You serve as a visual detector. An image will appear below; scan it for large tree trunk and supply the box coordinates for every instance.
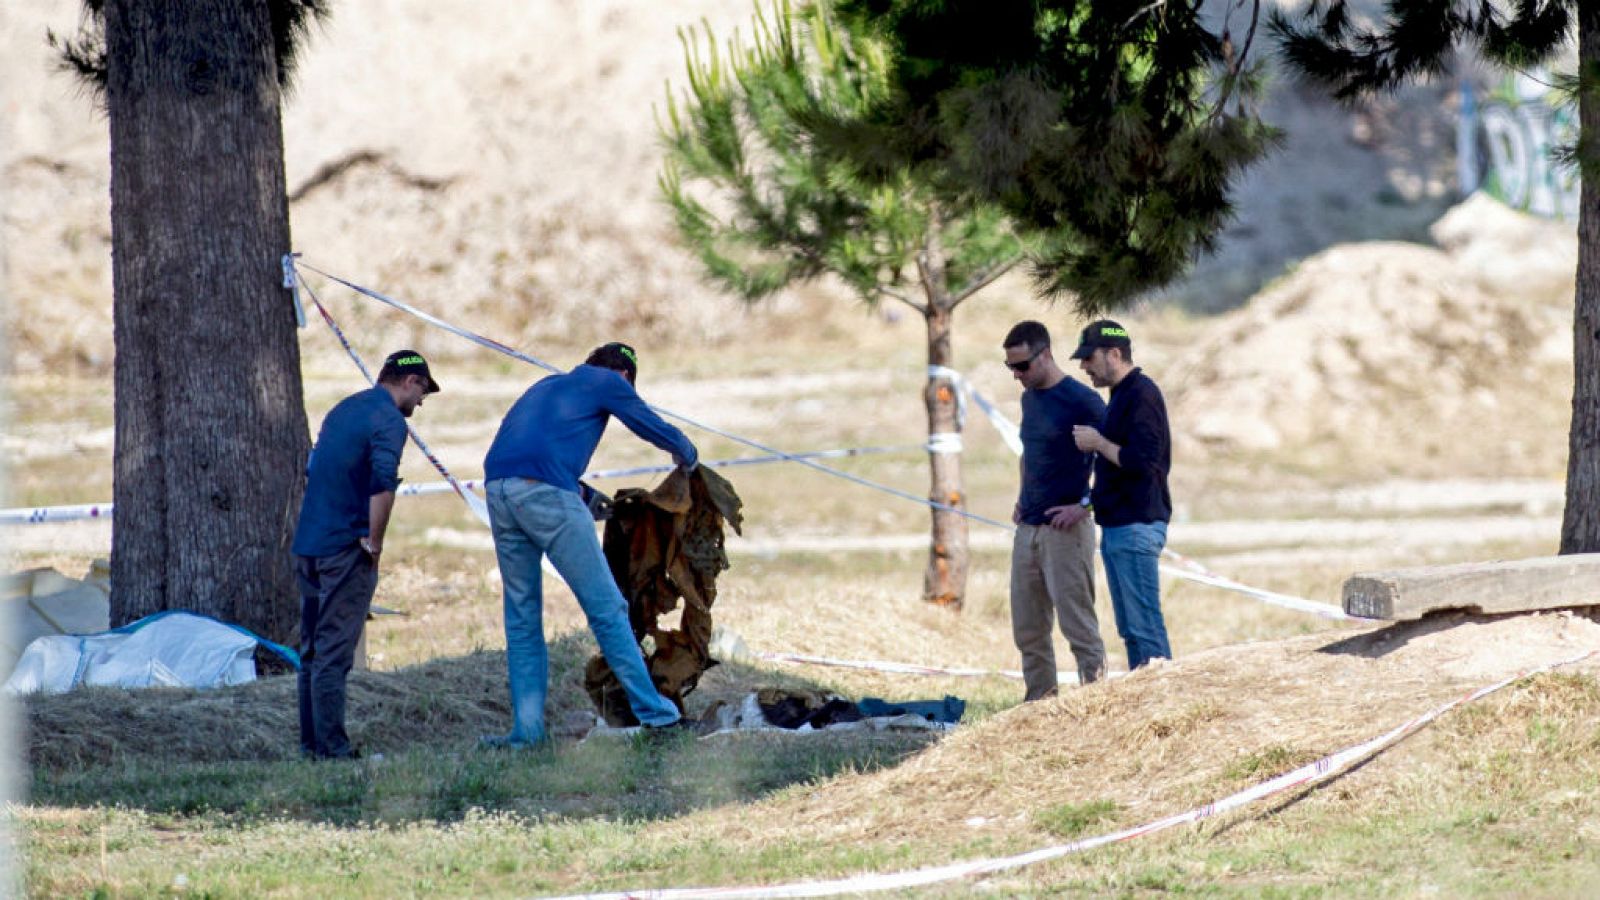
[919,223,969,606]
[1565,8,1600,555]
[104,0,309,642]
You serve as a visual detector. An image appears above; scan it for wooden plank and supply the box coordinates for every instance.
[1343,553,1600,620]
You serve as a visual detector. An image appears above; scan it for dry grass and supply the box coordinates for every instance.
[25,648,517,772]
[651,610,1600,851]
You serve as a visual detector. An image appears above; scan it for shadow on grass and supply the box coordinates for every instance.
[25,631,938,827]
[1317,609,1600,660]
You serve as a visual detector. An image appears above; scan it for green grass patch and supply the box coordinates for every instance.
[29,725,933,825]
[1223,744,1311,782]
[1035,798,1120,838]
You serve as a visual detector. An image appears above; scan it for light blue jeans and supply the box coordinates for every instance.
[486,477,680,743]
[1100,521,1172,670]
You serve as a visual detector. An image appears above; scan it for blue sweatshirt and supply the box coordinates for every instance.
[483,365,698,492]
[293,386,407,557]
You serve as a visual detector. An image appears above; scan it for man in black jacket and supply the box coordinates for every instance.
[1070,321,1173,669]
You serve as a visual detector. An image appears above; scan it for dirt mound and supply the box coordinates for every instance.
[0,0,798,373]
[1430,193,1580,301]
[1164,195,1574,477]
[667,610,1600,848]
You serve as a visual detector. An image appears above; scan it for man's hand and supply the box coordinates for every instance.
[366,490,395,565]
[591,492,614,520]
[580,482,614,521]
[673,452,698,472]
[1012,503,1022,525]
[1043,504,1091,531]
[1072,425,1104,454]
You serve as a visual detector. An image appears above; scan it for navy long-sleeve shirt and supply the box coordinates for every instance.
[1090,368,1172,527]
[483,364,698,493]
[293,386,407,557]
[1017,376,1105,526]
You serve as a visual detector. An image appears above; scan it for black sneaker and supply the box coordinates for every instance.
[641,718,698,742]
[309,746,362,762]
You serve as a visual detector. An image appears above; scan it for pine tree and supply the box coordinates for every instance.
[660,0,1024,607]
[1271,0,1600,554]
[827,0,1283,311]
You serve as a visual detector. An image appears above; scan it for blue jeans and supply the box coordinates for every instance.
[486,477,680,743]
[1100,522,1171,670]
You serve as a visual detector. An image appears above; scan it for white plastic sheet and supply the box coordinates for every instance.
[4,612,259,695]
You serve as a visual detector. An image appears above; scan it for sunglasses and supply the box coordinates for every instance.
[1005,348,1045,373]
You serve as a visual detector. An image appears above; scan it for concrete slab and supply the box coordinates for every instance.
[1343,553,1600,620]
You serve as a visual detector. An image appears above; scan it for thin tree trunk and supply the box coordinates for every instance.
[1565,9,1600,555]
[104,0,309,642]
[919,225,968,607]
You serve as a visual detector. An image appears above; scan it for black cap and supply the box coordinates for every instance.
[380,349,441,393]
[585,342,638,383]
[1069,320,1132,360]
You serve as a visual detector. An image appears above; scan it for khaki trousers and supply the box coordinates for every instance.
[1010,520,1106,700]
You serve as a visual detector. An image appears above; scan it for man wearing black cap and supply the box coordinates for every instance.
[292,349,440,759]
[480,342,698,747]
[1070,321,1174,670]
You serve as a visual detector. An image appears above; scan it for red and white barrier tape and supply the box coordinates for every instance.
[545,649,1596,899]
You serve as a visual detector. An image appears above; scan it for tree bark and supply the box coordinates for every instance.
[1564,8,1600,555]
[919,226,969,607]
[104,0,309,642]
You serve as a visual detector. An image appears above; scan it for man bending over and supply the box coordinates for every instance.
[481,342,697,746]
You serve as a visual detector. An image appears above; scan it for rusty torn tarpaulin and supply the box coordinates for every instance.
[584,466,744,725]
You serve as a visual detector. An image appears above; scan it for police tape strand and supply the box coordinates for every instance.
[0,502,113,526]
[397,445,923,498]
[298,270,492,527]
[929,364,1022,455]
[0,447,923,524]
[542,649,1597,899]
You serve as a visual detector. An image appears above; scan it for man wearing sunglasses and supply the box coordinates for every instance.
[480,342,698,747]
[1003,321,1109,700]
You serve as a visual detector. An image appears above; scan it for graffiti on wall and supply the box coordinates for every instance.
[1458,72,1580,220]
